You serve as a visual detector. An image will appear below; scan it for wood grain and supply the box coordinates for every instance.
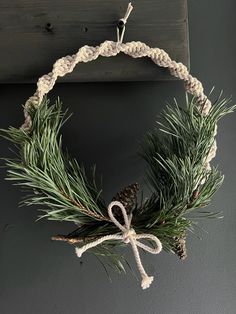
[0,0,189,82]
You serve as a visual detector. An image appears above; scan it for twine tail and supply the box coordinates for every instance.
[121,2,133,24]
[129,237,154,289]
[75,234,122,257]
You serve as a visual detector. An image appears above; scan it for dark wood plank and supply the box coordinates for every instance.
[0,0,189,82]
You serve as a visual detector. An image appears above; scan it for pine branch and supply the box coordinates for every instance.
[1,98,109,224]
[138,94,235,252]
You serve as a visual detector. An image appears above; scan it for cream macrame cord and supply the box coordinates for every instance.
[23,2,212,129]
[75,201,162,290]
[21,3,218,288]
[22,3,216,174]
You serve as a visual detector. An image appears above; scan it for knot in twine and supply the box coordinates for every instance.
[75,201,162,289]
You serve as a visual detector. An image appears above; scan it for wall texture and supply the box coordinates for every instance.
[0,1,236,314]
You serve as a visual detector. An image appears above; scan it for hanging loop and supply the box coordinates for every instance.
[116,2,133,44]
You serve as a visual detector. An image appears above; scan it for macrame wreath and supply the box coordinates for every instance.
[1,3,235,289]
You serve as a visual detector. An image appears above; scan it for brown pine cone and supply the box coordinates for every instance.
[174,233,187,260]
[111,183,139,223]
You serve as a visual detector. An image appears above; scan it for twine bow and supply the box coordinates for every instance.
[75,201,162,289]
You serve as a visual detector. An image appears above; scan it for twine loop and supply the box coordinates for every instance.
[116,2,133,45]
[75,201,162,289]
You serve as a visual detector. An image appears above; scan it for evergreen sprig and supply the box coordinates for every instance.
[1,95,234,274]
[138,95,235,252]
[1,99,108,224]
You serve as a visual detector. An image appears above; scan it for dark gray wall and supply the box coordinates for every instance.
[0,1,236,313]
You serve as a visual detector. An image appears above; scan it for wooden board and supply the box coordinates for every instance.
[0,0,189,83]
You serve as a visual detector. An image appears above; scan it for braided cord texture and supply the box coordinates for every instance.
[24,41,211,112]
[22,40,215,169]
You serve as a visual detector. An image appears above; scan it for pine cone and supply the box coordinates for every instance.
[111,183,139,223]
[174,233,187,260]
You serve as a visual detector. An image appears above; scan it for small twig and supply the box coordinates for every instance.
[51,234,96,244]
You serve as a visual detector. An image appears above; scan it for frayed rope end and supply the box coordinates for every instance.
[75,247,83,258]
[141,275,154,290]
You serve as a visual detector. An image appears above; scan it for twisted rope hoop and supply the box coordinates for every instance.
[23,41,212,124]
[22,2,216,176]
[22,2,212,131]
